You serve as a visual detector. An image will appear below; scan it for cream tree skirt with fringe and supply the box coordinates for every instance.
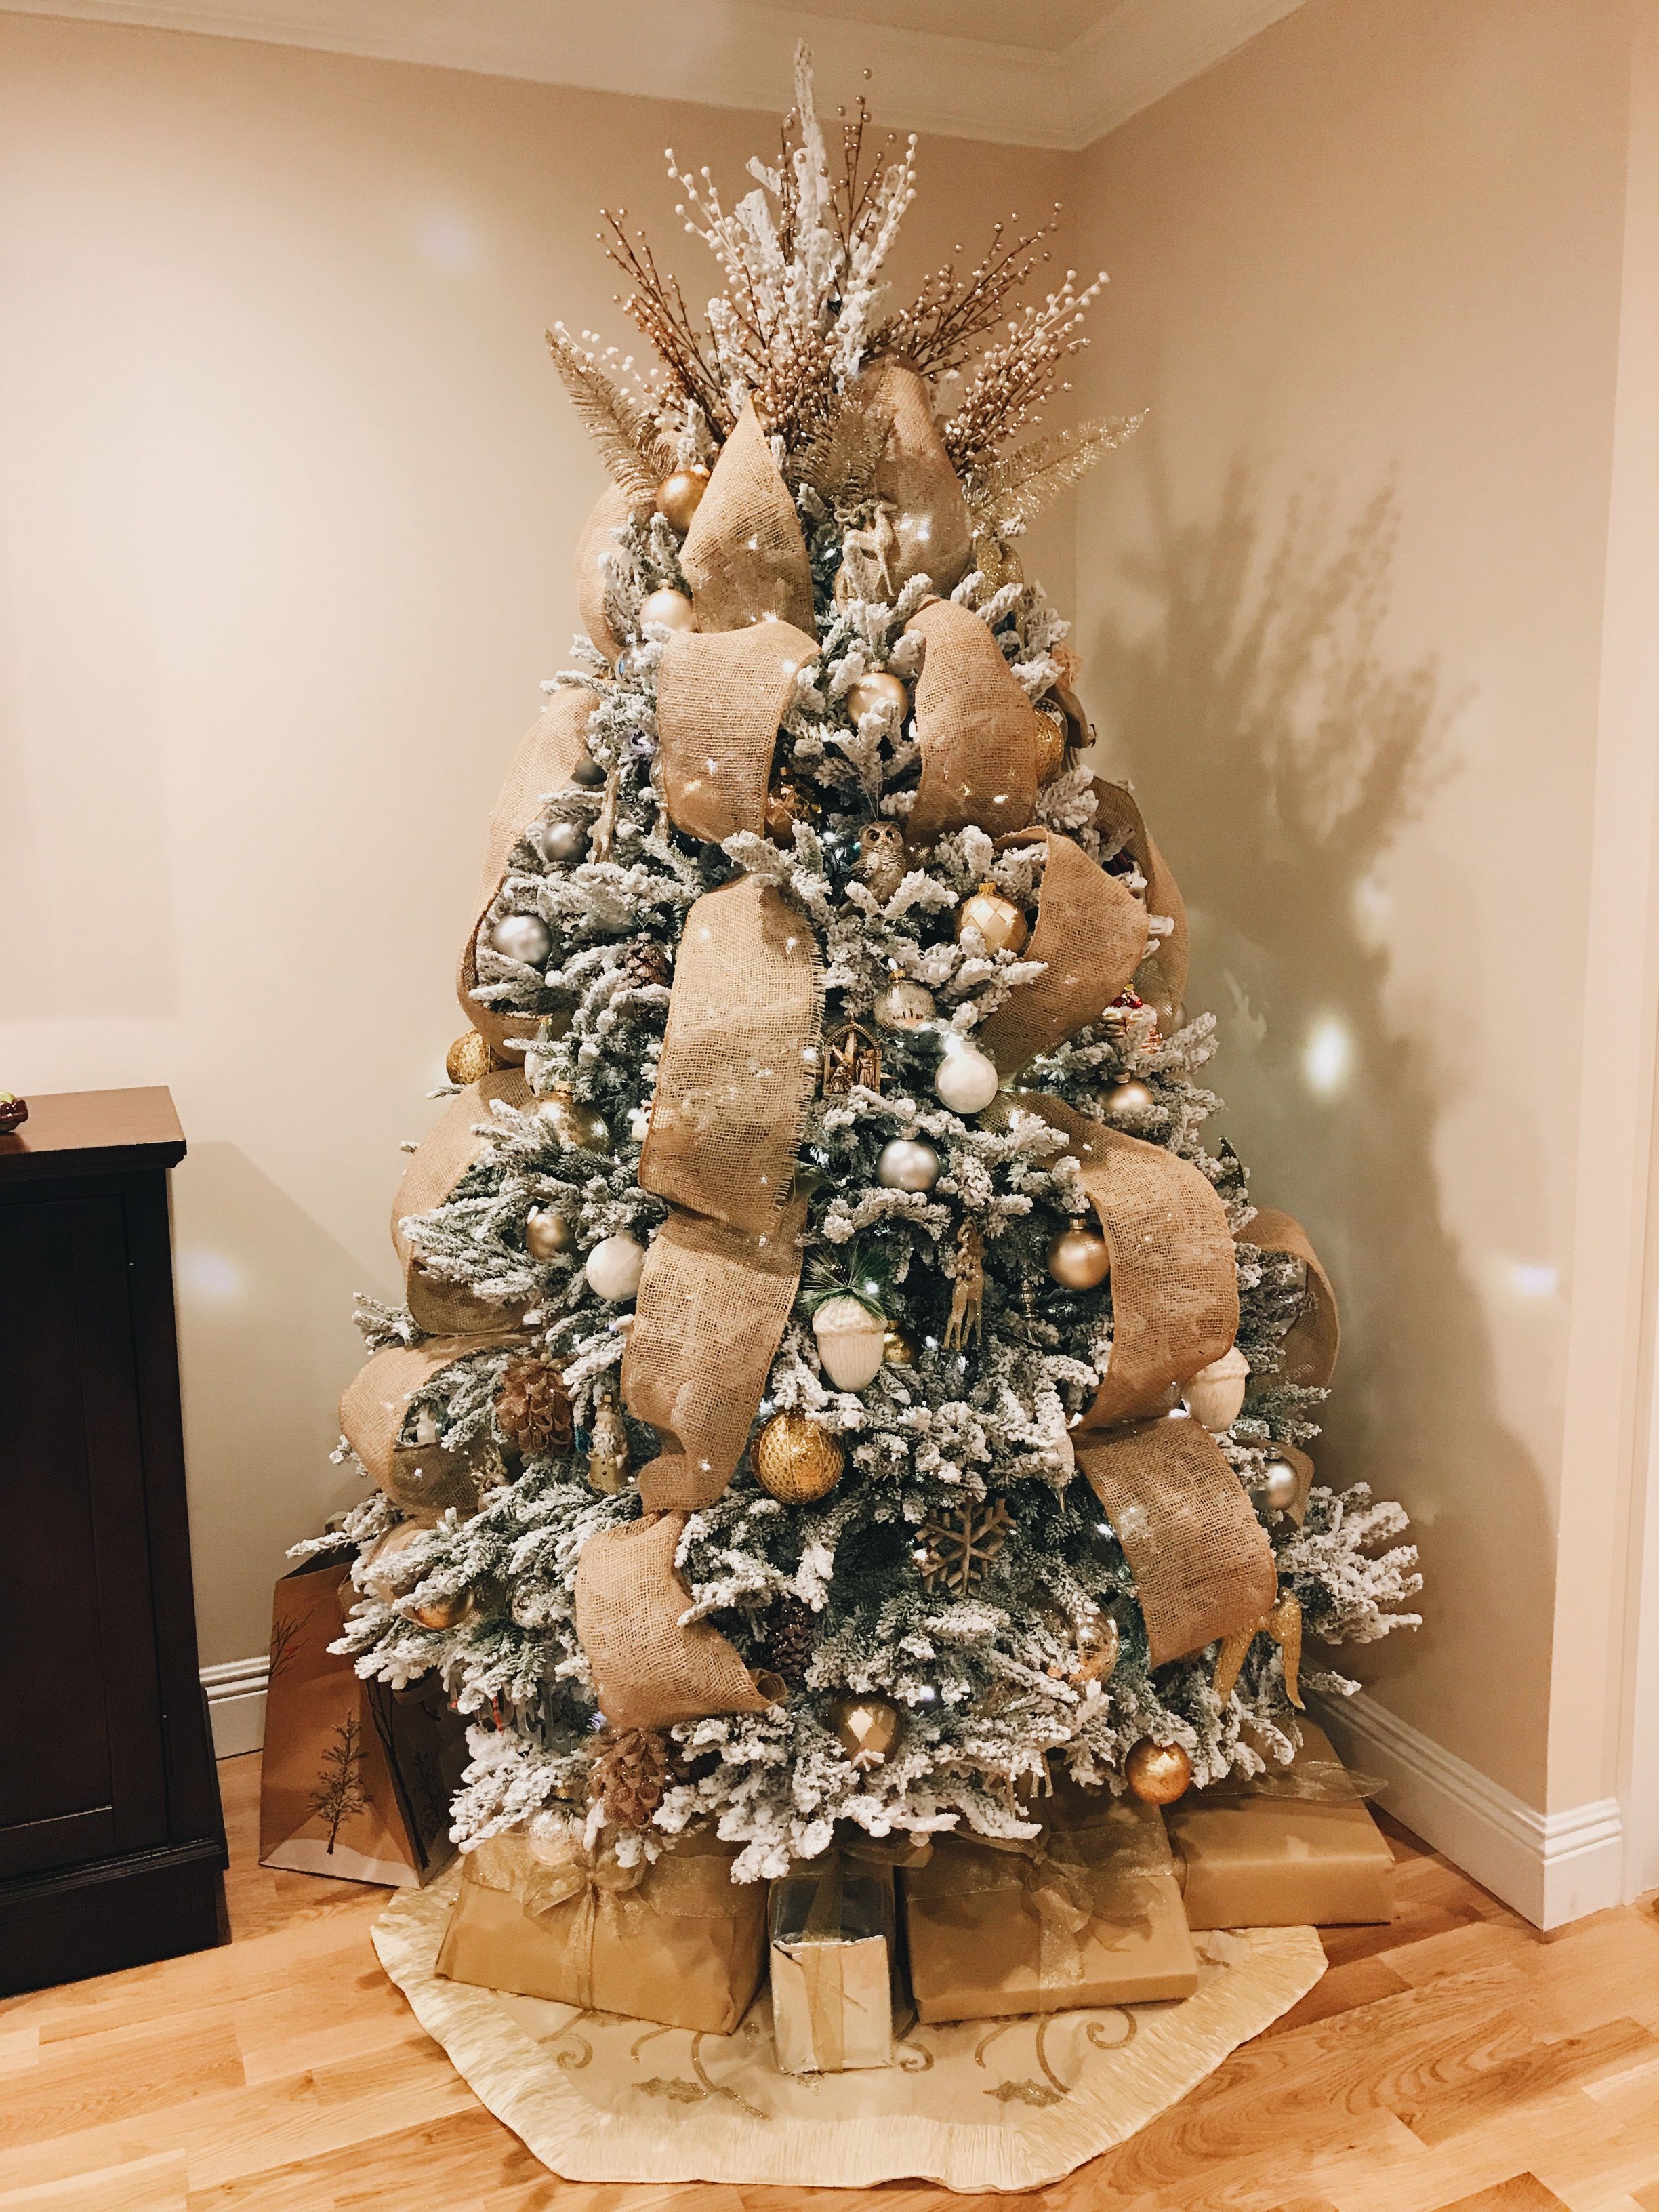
[373,1869,1324,2192]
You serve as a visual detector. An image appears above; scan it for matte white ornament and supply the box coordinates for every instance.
[813,1295,887,1391]
[489,913,552,966]
[627,1105,651,1143]
[876,1137,940,1193]
[1182,1344,1250,1433]
[585,1233,647,1303]
[873,979,935,1031]
[933,1041,1000,1116]
[540,820,588,865]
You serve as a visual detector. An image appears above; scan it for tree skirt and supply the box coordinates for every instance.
[373,1868,1324,2192]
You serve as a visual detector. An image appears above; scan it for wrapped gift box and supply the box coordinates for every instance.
[769,1853,903,2074]
[903,1792,1197,2024]
[1166,1719,1394,1929]
[435,1824,766,2035]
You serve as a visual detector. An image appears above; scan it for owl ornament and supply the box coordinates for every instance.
[853,821,907,904]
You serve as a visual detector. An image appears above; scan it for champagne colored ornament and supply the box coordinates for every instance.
[1125,1738,1193,1805]
[410,1586,474,1632]
[540,819,589,865]
[1033,703,1067,785]
[882,1321,917,1366]
[1183,1343,1250,1433]
[956,882,1029,956]
[873,977,935,1031]
[525,1205,575,1260]
[876,1136,940,1193]
[813,1294,887,1391]
[638,586,696,633]
[1103,1076,1155,1123]
[830,1693,902,1772]
[569,754,607,789]
[445,1032,498,1086]
[934,1040,999,1116]
[587,1394,631,1494]
[489,913,552,966]
[536,1090,611,1153]
[845,671,908,724]
[654,465,710,533]
[853,821,907,903]
[752,1409,845,1502]
[1046,1223,1111,1290]
[1263,1458,1301,1512]
[585,1233,646,1303]
[362,1522,429,1603]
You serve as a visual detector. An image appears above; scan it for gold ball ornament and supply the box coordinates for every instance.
[830,1693,903,1773]
[445,1031,499,1085]
[882,1321,917,1366]
[957,883,1029,956]
[752,1410,845,1503]
[536,1090,611,1153]
[654,466,710,533]
[409,1586,474,1632]
[846,672,909,724]
[1033,705,1067,785]
[525,1205,575,1261]
[1046,1223,1111,1290]
[1263,1458,1302,1512]
[1124,1738,1193,1805]
[1103,1077,1155,1124]
[638,586,697,634]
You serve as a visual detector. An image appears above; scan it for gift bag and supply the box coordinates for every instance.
[769,1852,906,2074]
[435,1824,766,2035]
[903,1792,1198,2024]
[1166,1719,1395,1928]
[258,1555,465,1887]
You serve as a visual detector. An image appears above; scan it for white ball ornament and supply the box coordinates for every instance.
[638,587,697,633]
[1182,1344,1251,1433]
[585,1233,647,1303]
[489,914,552,966]
[933,1040,1000,1117]
[876,1137,940,1193]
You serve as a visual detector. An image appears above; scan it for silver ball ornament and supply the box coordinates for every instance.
[489,913,552,966]
[876,1137,940,1193]
[873,979,935,1031]
[584,1233,647,1303]
[525,1206,575,1260]
[568,755,607,790]
[933,1041,1000,1117]
[540,819,589,865]
[1263,1459,1301,1512]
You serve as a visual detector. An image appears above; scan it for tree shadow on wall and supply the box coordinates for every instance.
[1082,460,1551,1787]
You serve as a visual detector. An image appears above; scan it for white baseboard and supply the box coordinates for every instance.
[201,1655,270,1759]
[1314,1689,1623,1931]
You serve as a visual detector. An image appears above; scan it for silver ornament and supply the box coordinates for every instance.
[489,913,552,966]
[540,819,589,865]
[569,755,607,789]
[1263,1459,1301,1512]
[874,978,936,1031]
[876,1137,940,1192]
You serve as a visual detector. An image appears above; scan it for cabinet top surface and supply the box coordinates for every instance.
[0,1087,185,1182]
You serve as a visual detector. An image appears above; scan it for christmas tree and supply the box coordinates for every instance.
[324,55,1420,1885]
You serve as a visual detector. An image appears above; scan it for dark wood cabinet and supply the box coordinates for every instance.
[0,1089,226,1993]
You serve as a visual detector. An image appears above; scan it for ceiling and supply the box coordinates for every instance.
[0,0,1308,148]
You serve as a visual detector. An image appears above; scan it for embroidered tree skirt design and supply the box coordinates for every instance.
[373,1869,1326,2192]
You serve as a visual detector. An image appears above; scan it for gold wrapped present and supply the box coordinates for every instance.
[903,1793,1197,2024]
[1166,1720,1394,1929]
[434,1824,766,2034]
[769,1853,903,2074]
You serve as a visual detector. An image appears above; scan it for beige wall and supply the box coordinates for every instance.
[0,14,1076,1668]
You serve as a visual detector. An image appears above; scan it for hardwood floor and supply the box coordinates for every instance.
[3,1753,1658,2210]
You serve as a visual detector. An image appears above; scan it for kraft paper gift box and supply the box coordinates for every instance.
[769,1853,904,2073]
[903,1792,1198,2024]
[1165,1719,1395,1929]
[259,1555,466,1887]
[436,1824,767,2035]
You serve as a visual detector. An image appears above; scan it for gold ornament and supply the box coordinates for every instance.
[525,1205,575,1260]
[830,1693,902,1772]
[752,1409,845,1502]
[944,1219,985,1351]
[587,1395,632,1494]
[1213,1591,1304,1708]
[409,1586,474,1632]
[845,671,909,724]
[536,1090,611,1153]
[882,1321,917,1366]
[655,466,710,533]
[1125,1738,1193,1805]
[1033,704,1067,785]
[853,821,907,903]
[638,586,696,633]
[1263,1458,1302,1513]
[1046,1223,1110,1290]
[1103,1077,1155,1123]
[764,771,805,844]
[956,883,1029,956]
[913,1496,1012,1593]
[445,1031,500,1085]
[822,1020,883,1095]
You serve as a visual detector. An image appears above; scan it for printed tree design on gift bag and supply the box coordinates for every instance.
[310,1713,370,1852]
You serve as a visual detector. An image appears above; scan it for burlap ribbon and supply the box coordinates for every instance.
[574,483,633,667]
[457,685,597,1055]
[575,1510,781,1730]
[856,360,974,597]
[680,401,815,632]
[655,622,818,843]
[1090,779,1189,1021]
[638,875,821,1235]
[340,1332,522,1520]
[904,599,1040,846]
[1240,1208,1340,1387]
[392,1071,532,1334]
[625,1193,808,1513]
[976,832,1149,1075]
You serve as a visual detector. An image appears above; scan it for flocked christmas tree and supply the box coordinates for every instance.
[319,56,1420,1883]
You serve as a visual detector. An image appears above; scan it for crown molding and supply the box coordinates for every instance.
[0,0,1309,148]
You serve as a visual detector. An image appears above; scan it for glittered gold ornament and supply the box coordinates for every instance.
[846,671,909,724]
[956,882,1029,956]
[654,466,709,533]
[1046,1223,1110,1290]
[752,1409,845,1502]
[873,977,935,1030]
[1033,704,1067,785]
[882,1321,917,1366]
[1103,1077,1155,1124]
[1124,1738,1193,1805]
[445,1032,499,1085]
[536,1090,611,1153]
[409,1586,474,1632]
[830,1693,902,1772]
[1263,1458,1302,1513]
[587,1394,632,1494]
[525,1205,575,1260]
[638,586,696,633]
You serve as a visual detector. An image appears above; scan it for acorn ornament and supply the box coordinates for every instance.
[1124,1739,1193,1805]
[956,884,1028,956]
[638,586,696,633]
[1183,1345,1250,1433]
[445,1032,499,1085]
[829,1693,902,1772]
[752,1409,845,1503]
[1046,1223,1110,1290]
[813,1295,888,1391]
[655,465,709,533]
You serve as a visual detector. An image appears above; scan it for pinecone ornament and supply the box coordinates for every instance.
[495,1355,573,1454]
[588,1727,672,1826]
[762,1596,815,1685]
[621,939,672,991]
